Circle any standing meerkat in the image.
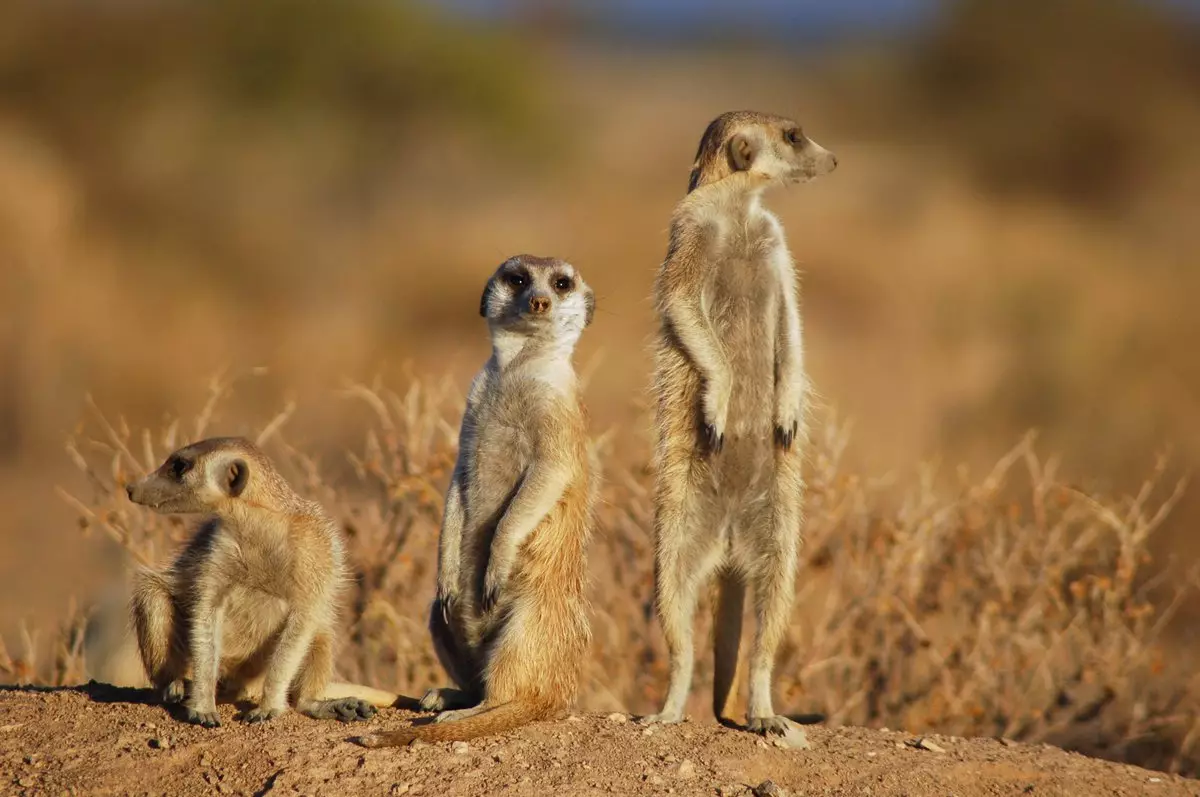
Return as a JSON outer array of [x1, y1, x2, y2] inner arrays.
[[355, 254, 597, 747], [645, 110, 837, 735], [126, 437, 398, 727]]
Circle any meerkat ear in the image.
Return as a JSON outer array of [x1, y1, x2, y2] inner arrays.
[[226, 459, 248, 498], [729, 133, 757, 172], [584, 288, 596, 328], [479, 281, 494, 318]]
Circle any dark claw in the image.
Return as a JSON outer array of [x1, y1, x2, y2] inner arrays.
[[702, 424, 724, 454], [481, 586, 500, 613], [184, 708, 220, 728], [437, 592, 458, 627], [775, 420, 799, 451]]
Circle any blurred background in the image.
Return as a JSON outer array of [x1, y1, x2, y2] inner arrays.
[[0, 0, 1198, 721]]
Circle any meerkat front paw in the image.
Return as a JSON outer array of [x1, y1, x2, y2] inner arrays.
[[701, 379, 731, 453], [774, 386, 804, 452], [182, 706, 221, 728], [481, 559, 511, 612], [434, 579, 460, 626]]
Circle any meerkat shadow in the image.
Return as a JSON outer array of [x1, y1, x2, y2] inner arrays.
[[8, 680, 165, 707]]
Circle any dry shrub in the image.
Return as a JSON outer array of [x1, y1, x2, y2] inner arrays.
[[12, 373, 1198, 776]]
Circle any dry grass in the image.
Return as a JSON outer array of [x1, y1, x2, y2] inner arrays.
[[2, 373, 1197, 777]]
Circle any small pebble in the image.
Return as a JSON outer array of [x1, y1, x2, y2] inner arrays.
[[148, 737, 169, 750], [752, 781, 786, 797], [606, 713, 628, 724], [676, 759, 696, 780], [908, 737, 945, 753], [451, 741, 470, 755]]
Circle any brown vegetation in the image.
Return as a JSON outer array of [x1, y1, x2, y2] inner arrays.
[[1, 0, 1199, 785], [5, 376, 1196, 776]]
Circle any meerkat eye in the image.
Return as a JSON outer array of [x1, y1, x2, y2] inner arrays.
[[168, 457, 192, 480], [554, 276, 573, 293], [504, 272, 527, 289], [784, 128, 802, 146]]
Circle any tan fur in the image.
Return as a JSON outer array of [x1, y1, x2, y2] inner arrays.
[[125, 437, 394, 727], [645, 111, 837, 735], [355, 255, 596, 748]]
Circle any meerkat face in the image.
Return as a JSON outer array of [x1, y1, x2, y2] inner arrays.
[[479, 254, 595, 340], [126, 438, 253, 514], [688, 110, 838, 193]]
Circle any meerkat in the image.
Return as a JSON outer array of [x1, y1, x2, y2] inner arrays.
[[354, 254, 597, 748], [644, 111, 837, 736], [125, 437, 398, 727]]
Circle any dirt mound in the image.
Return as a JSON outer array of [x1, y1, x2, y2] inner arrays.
[[1, 685, 1194, 797]]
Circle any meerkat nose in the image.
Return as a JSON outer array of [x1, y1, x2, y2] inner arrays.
[[529, 296, 550, 314]]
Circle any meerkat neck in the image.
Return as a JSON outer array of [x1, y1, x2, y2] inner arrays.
[[489, 330, 578, 395], [686, 178, 766, 224]]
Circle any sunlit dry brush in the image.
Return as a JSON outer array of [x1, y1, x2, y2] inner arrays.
[[24, 374, 1200, 776]]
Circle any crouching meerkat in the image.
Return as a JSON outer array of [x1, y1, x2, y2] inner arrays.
[[645, 111, 837, 735], [126, 437, 399, 727], [355, 254, 597, 747]]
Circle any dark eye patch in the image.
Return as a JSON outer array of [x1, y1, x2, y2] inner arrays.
[[784, 128, 802, 146], [553, 275, 573, 293], [503, 271, 529, 289], [168, 457, 193, 480]]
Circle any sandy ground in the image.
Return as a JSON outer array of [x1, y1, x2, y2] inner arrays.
[[1, 685, 1196, 797]]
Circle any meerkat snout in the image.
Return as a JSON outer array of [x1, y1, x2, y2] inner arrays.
[[530, 295, 550, 314]]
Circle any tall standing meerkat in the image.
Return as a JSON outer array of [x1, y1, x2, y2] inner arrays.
[[645, 110, 837, 735], [126, 437, 398, 727], [355, 254, 597, 748]]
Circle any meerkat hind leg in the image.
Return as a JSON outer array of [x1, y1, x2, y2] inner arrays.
[[130, 569, 189, 706], [642, 511, 724, 725], [712, 569, 746, 725], [745, 508, 800, 736]]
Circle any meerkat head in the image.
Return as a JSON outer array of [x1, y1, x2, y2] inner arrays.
[[479, 254, 595, 345], [126, 437, 265, 515], [687, 110, 837, 194]]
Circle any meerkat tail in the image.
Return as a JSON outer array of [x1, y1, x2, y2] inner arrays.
[[323, 681, 407, 709], [711, 572, 746, 723], [353, 699, 555, 747]]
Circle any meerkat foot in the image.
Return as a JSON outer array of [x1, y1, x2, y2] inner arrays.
[[182, 707, 221, 728], [420, 687, 476, 713], [747, 715, 789, 736], [638, 710, 686, 726], [302, 698, 375, 723], [434, 705, 486, 724], [241, 705, 287, 724], [162, 679, 188, 705]]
